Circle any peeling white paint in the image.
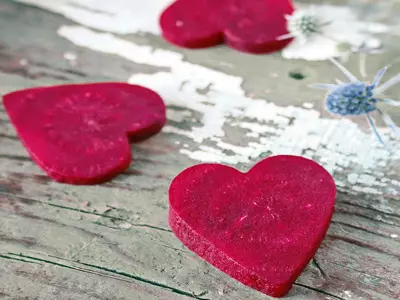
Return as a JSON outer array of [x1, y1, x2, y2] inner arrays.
[[302, 102, 314, 109], [119, 223, 133, 230], [63, 52, 77, 61], [14, 0, 173, 35], [57, 25, 400, 195], [19, 59, 28, 66]]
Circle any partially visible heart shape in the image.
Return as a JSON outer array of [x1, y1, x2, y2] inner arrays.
[[3, 83, 166, 184], [169, 155, 336, 297], [160, 0, 294, 53]]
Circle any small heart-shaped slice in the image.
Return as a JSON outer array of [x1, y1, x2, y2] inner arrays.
[[169, 155, 336, 297], [3, 83, 166, 184], [160, 0, 294, 53]]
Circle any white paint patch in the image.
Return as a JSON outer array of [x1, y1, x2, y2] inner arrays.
[[14, 0, 173, 35], [19, 59, 28, 66], [58, 25, 400, 196], [63, 52, 77, 61], [282, 4, 389, 61], [302, 102, 314, 109], [119, 222, 133, 230]]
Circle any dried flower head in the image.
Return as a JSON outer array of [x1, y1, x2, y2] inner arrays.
[[311, 58, 400, 145], [282, 11, 325, 43], [278, 5, 387, 61]]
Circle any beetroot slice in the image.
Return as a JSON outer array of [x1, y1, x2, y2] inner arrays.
[[169, 155, 336, 297], [3, 83, 166, 185], [160, 0, 294, 53]]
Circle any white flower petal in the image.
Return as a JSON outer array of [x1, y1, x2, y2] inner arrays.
[[382, 99, 400, 106], [309, 83, 338, 90], [374, 73, 400, 95], [329, 58, 359, 82]]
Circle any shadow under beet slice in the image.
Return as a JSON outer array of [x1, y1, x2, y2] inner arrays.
[[169, 155, 336, 297], [2, 83, 166, 185]]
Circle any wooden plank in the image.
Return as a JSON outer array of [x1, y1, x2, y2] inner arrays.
[[1, 0, 399, 299]]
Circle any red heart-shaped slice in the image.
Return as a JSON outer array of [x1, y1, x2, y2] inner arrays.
[[160, 0, 294, 53], [3, 83, 166, 184], [169, 155, 336, 297]]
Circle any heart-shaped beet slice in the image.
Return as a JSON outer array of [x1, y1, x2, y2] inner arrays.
[[169, 155, 336, 297], [160, 0, 294, 53], [3, 83, 166, 184]]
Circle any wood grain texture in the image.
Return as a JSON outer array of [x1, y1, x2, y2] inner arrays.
[[0, 0, 399, 299]]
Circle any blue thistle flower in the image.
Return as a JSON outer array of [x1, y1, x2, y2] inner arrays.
[[310, 58, 400, 146]]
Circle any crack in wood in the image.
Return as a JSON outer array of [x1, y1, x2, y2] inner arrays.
[[31, 61, 87, 78], [327, 234, 400, 259], [0, 292, 11, 297], [67, 2, 115, 16], [94, 220, 173, 234], [1, 202, 182, 271], [46, 202, 172, 232], [0, 154, 32, 162], [320, 259, 397, 283], [332, 220, 400, 240], [0, 192, 172, 233], [153, 242, 190, 254], [294, 283, 345, 300], [0, 254, 42, 265], [335, 208, 400, 227], [3, 208, 107, 240], [5, 252, 209, 299], [339, 200, 400, 219], [0, 133, 19, 141], [1, 252, 136, 285], [128, 223, 172, 233], [0, 64, 69, 80], [0, 208, 171, 268], [0, 233, 36, 247], [312, 257, 326, 277]]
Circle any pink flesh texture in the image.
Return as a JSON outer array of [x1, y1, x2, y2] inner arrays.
[[3, 83, 166, 185], [160, 0, 294, 53], [169, 155, 336, 297]]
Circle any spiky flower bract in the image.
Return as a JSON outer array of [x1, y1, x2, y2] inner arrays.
[[311, 58, 400, 145]]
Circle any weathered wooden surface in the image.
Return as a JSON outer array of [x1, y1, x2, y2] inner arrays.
[[0, 0, 399, 299]]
